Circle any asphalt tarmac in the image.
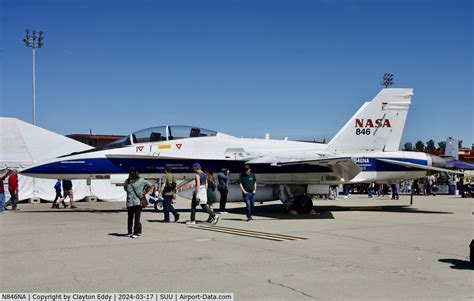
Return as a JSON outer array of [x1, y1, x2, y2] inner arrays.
[[0, 194, 472, 300]]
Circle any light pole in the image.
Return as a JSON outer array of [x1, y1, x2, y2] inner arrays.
[[381, 73, 394, 88], [23, 29, 44, 125]]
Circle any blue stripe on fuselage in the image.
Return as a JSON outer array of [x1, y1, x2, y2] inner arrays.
[[23, 158, 333, 175], [354, 157, 428, 172], [24, 157, 429, 175]]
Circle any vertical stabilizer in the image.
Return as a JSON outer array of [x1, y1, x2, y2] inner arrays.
[[327, 88, 413, 153], [444, 137, 459, 159]]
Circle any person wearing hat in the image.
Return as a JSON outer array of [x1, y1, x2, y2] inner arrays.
[[239, 165, 257, 222], [124, 167, 151, 238], [186, 163, 218, 225]]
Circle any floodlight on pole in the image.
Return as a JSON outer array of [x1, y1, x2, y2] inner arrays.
[[23, 29, 44, 125], [381, 73, 394, 88]]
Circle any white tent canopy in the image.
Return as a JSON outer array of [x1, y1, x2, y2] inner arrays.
[[0, 117, 125, 202]]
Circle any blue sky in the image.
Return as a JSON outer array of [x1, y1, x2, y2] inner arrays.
[[1, 0, 472, 147]]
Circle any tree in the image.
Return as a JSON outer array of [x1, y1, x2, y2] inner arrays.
[[426, 139, 436, 151], [403, 142, 413, 151], [415, 140, 425, 151], [438, 141, 446, 152], [458, 140, 463, 149]]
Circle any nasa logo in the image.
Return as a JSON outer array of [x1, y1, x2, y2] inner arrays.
[[355, 118, 392, 128]]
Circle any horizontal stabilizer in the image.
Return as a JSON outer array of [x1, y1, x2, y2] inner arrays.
[[377, 158, 466, 174]]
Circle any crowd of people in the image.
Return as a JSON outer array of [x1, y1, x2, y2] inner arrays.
[[122, 163, 257, 239], [325, 173, 472, 200]]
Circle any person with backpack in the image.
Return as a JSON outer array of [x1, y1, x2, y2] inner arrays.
[[186, 163, 218, 225], [160, 167, 180, 223], [124, 167, 151, 239], [51, 179, 65, 208]]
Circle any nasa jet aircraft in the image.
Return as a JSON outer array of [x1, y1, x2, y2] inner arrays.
[[21, 88, 454, 213]]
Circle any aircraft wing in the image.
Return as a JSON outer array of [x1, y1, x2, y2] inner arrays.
[[246, 156, 361, 181], [377, 158, 466, 174]]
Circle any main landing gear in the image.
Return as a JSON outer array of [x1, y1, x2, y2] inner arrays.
[[276, 185, 316, 215], [293, 194, 314, 215]]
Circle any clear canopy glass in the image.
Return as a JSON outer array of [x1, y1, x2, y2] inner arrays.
[[168, 125, 217, 140], [132, 126, 167, 144], [131, 125, 217, 144]]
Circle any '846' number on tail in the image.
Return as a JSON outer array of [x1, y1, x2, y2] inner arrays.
[[356, 128, 371, 135]]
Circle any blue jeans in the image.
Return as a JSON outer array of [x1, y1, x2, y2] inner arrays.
[[391, 184, 400, 200], [243, 192, 255, 218], [0, 193, 4, 212], [367, 186, 373, 198], [163, 195, 178, 221], [377, 189, 384, 197], [343, 184, 350, 196]]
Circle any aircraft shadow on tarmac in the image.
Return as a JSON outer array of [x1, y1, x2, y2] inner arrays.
[[16, 204, 452, 217], [438, 259, 474, 270], [313, 205, 453, 215], [144, 204, 335, 221]]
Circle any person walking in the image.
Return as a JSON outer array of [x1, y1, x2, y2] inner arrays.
[[56, 179, 75, 208], [0, 170, 9, 213], [4, 170, 19, 211], [376, 183, 384, 197], [333, 185, 339, 200], [51, 179, 64, 208], [414, 179, 420, 195], [160, 167, 180, 223], [206, 171, 218, 210], [124, 167, 151, 239], [186, 163, 218, 225], [343, 184, 351, 199], [217, 168, 229, 214], [391, 183, 400, 200], [367, 182, 374, 198], [239, 165, 257, 222], [427, 174, 437, 196]]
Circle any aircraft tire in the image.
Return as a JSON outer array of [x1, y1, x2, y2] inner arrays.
[[294, 195, 313, 215], [154, 202, 163, 212]]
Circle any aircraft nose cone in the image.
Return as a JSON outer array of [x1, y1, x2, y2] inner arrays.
[[19, 161, 62, 178]]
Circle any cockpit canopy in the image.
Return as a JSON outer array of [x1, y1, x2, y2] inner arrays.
[[103, 126, 219, 150], [131, 125, 218, 144], [61, 125, 220, 157]]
